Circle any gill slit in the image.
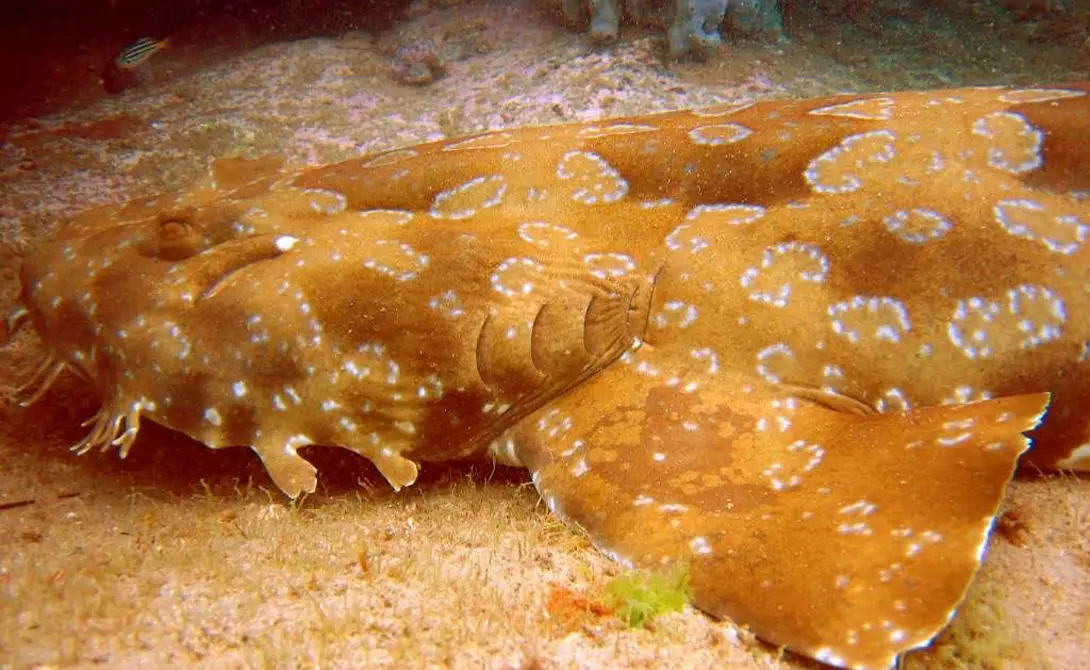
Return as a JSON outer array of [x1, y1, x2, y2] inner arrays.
[[634, 257, 667, 348], [474, 312, 492, 386], [528, 302, 550, 377]]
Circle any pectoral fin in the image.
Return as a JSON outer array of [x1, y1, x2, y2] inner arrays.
[[506, 348, 1049, 669]]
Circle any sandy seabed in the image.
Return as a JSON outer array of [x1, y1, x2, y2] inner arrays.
[[1, 1, 1088, 667]]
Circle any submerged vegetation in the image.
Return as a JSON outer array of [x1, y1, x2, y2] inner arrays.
[[604, 564, 693, 628]]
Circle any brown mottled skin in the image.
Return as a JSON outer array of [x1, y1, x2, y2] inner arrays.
[[6, 86, 1090, 669]]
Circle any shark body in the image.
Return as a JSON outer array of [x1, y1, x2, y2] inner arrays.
[[7, 85, 1090, 668]]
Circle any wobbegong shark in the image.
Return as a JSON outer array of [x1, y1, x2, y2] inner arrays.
[[4, 85, 1089, 668]]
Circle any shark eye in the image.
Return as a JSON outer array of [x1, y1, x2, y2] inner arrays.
[[159, 218, 192, 241], [156, 214, 204, 260]]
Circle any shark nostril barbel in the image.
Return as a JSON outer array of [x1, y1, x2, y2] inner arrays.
[[10, 353, 70, 407], [0, 304, 30, 346]]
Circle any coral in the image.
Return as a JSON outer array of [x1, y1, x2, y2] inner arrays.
[[546, 0, 783, 58], [667, 0, 728, 58], [588, 0, 623, 43], [725, 0, 784, 35]]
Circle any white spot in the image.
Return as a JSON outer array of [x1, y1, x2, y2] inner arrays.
[[664, 224, 710, 254], [692, 99, 755, 117], [809, 97, 895, 120], [517, 222, 579, 248], [274, 235, 299, 252], [804, 130, 896, 194], [686, 203, 766, 226], [491, 257, 543, 297], [556, 151, 628, 204], [442, 131, 514, 151], [690, 347, 720, 375], [203, 408, 222, 426], [577, 123, 657, 138], [658, 503, 688, 513], [354, 209, 414, 226], [998, 88, 1087, 104], [300, 188, 347, 214], [829, 296, 911, 344], [428, 289, 465, 319], [651, 300, 698, 330], [363, 240, 429, 282], [948, 296, 1001, 359], [883, 208, 952, 244], [837, 522, 873, 536], [755, 343, 794, 384], [430, 175, 507, 219], [362, 148, 418, 167], [814, 649, 846, 666], [971, 112, 1043, 174], [584, 252, 636, 279], [283, 433, 310, 454], [993, 199, 1087, 254], [944, 418, 975, 430], [689, 536, 714, 555], [840, 500, 877, 516], [741, 242, 830, 308], [634, 358, 661, 377], [943, 386, 994, 405], [1008, 283, 1066, 349], [688, 123, 753, 145]]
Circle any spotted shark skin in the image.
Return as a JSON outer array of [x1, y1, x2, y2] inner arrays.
[[5, 85, 1090, 668]]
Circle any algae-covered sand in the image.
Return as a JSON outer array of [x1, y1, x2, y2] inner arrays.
[[1, 1, 1089, 667]]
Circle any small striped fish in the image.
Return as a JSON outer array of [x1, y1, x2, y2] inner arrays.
[[115, 37, 169, 69]]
